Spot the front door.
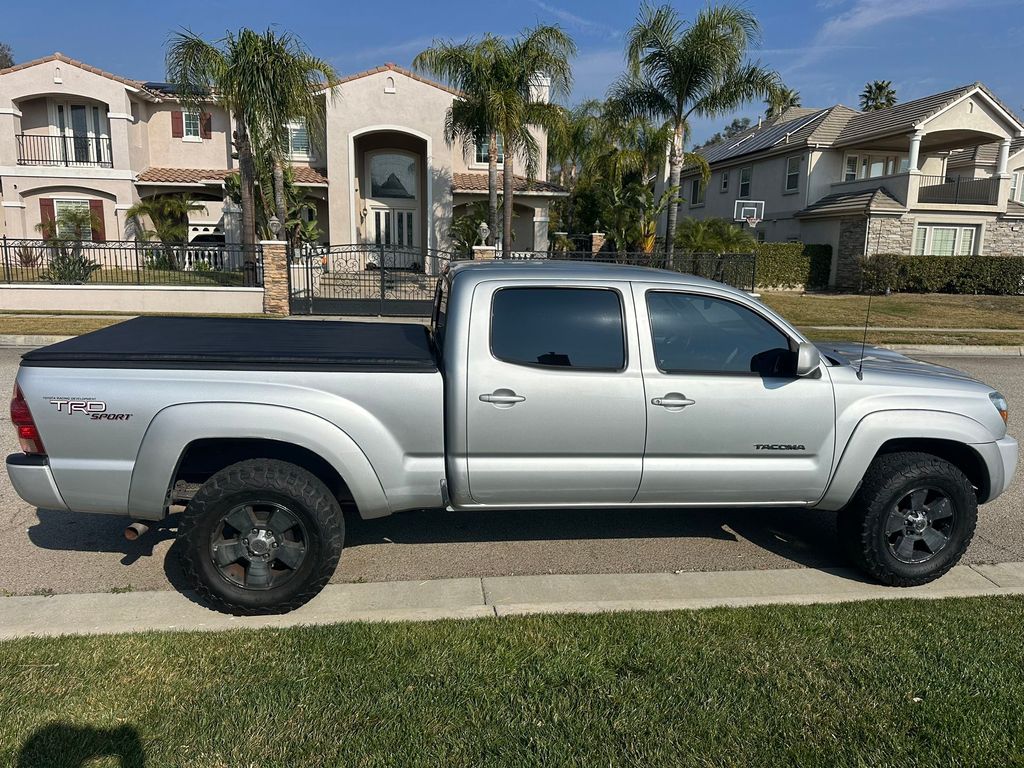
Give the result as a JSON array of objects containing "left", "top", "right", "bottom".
[
  {"left": 632, "top": 285, "right": 836, "bottom": 505},
  {"left": 465, "top": 281, "right": 646, "bottom": 505},
  {"left": 371, "top": 207, "right": 417, "bottom": 267}
]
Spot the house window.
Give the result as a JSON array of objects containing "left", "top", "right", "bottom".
[
  {"left": 286, "top": 120, "right": 311, "bottom": 158},
  {"left": 720, "top": 170, "right": 729, "bottom": 192},
  {"left": 845, "top": 152, "right": 908, "bottom": 181},
  {"left": 1012, "top": 171, "right": 1020, "bottom": 201},
  {"left": 913, "top": 224, "right": 979, "bottom": 256},
  {"left": 844, "top": 155, "right": 858, "bottom": 182},
  {"left": 183, "top": 110, "right": 201, "bottom": 141},
  {"left": 54, "top": 199, "right": 93, "bottom": 240},
  {"left": 475, "top": 135, "right": 504, "bottom": 164},
  {"left": 785, "top": 156, "right": 800, "bottom": 192},
  {"left": 690, "top": 178, "right": 705, "bottom": 206},
  {"left": 739, "top": 166, "right": 752, "bottom": 198}
]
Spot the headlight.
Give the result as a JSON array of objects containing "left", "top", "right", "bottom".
[{"left": 990, "top": 391, "right": 1009, "bottom": 426}]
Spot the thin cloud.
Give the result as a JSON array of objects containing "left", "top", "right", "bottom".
[{"left": 529, "top": 0, "right": 620, "bottom": 39}]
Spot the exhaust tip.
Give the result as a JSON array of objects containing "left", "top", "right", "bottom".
[{"left": 124, "top": 522, "right": 149, "bottom": 541}]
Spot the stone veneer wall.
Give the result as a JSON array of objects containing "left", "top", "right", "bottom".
[
  {"left": 983, "top": 219, "right": 1024, "bottom": 254},
  {"left": 834, "top": 215, "right": 867, "bottom": 289},
  {"left": 865, "top": 215, "right": 915, "bottom": 256},
  {"left": 261, "top": 240, "right": 290, "bottom": 315}
]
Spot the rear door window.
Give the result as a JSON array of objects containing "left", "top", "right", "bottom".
[{"left": 490, "top": 287, "right": 625, "bottom": 371}]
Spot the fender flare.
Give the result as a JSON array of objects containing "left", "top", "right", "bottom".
[
  {"left": 816, "top": 409, "right": 995, "bottom": 511},
  {"left": 127, "top": 402, "right": 390, "bottom": 521}
]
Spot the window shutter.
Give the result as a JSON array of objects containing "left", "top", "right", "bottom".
[
  {"left": 171, "top": 110, "right": 184, "bottom": 138},
  {"left": 200, "top": 112, "right": 212, "bottom": 139},
  {"left": 89, "top": 200, "right": 106, "bottom": 242},
  {"left": 39, "top": 199, "right": 56, "bottom": 240}
]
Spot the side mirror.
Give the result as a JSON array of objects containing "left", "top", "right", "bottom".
[{"left": 795, "top": 342, "right": 821, "bottom": 377}]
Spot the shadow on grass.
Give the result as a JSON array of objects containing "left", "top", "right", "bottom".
[{"left": 17, "top": 723, "right": 144, "bottom": 767}]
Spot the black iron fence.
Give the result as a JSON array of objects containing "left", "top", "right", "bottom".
[
  {"left": 16, "top": 134, "right": 113, "bottom": 168},
  {"left": 1, "top": 238, "right": 262, "bottom": 287},
  {"left": 289, "top": 243, "right": 459, "bottom": 315},
  {"left": 507, "top": 250, "right": 758, "bottom": 293},
  {"left": 918, "top": 175, "right": 999, "bottom": 205}
]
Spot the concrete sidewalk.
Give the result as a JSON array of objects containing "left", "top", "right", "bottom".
[{"left": 2, "top": 563, "right": 1023, "bottom": 639}]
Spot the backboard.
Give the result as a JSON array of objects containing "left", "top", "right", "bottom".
[{"left": 733, "top": 200, "right": 765, "bottom": 227}]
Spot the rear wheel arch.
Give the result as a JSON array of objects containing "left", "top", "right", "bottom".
[{"left": 127, "top": 402, "right": 390, "bottom": 521}]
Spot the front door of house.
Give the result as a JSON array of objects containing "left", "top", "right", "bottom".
[{"left": 371, "top": 207, "right": 417, "bottom": 267}]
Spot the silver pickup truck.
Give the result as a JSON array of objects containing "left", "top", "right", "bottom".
[{"left": 7, "top": 261, "right": 1018, "bottom": 613}]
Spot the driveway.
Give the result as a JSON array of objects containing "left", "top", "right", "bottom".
[{"left": 1, "top": 348, "right": 1021, "bottom": 596}]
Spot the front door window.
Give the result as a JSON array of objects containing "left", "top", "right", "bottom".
[{"left": 372, "top": 208, "right": 415, "bottom": 248}]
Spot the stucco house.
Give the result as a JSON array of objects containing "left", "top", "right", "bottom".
[
  {"left": 674, "top": 83, "right": 1024, "bottom": 287},
  {"left": 0, "top": 53, "right": 565, "bottom": 253}
]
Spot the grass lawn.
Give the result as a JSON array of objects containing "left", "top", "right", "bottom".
[
  {"left": 5, "top": 267, "right": 245, "bottom": 287},
  {"left": 762, "top": 292, "right": 1024, "bottom": 330},
  {"left": 2, "top": 596, "right": 1024, "bottom": 767},
  {"left": 804, "top": 329, "right": 1024, "bottom": 346}
]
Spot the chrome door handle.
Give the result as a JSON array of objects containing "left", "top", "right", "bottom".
[
  {"left": 652, "top": 394, "right": 695, "bottom": 408},
  {"left": 480, "top": 390, "right": 526, "bottom": 405}
]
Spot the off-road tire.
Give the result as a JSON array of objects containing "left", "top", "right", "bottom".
[
  {"left": 838, "top": 451, "right": 977, "bottom": 586},
  {"left": 179, "top": 459, "right": 344, "bottom": 615}
]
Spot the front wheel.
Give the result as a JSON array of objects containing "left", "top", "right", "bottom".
[
  {"left": 838, "top": 451, "right": 977, "bottom": 586},
  {"left": 179, "top": 459, "right": 345, "bottom": 615}
]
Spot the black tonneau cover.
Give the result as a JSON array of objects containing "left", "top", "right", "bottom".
[{"left": 21, "top": 316, "right": 438, "bottom": 372}]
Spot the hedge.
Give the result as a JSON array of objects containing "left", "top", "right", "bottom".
[
  {"left": 753, "top": 242, "right": 832, "bottom": 290},
  {"left": 859, "top": 254, "right": 1024, "bottom": 295}
]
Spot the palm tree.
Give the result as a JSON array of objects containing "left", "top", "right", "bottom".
[
  {"left": 765, "top": 86, "right": 801, "bottom": 118},
  {"left": 253, "top": 32, "right": 335, "bottom": 230},
  {"left": 860, "top": 80, "right": 897, "bottom": 111},
  {"left": 166, "top": 29, "right": 332, "bottom": 280},
  {"left": 125, "top": 193, "right": 208, "bottom": 245},
  {"left": 415, "top": 26, "right": 575, "bottom": 254},
  {"left": 588, "top": 110, "right": 676, "bottom": 189},
  {"left": 609, "top": 3, "right": 781, "bottom": 265}
]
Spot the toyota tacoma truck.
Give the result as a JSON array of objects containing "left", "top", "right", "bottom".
[{"left": 6, "top": 261, "right": 1018, "bottom": 614}]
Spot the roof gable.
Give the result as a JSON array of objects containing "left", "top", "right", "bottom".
[
  {"left": 0, "top": 52, "right": 161, "bottom": 100},
  {"left": 324, "top": 63, "right": 460, "bottom": 97}
]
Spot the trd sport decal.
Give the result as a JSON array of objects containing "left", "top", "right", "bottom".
[
  {"left": 47, "top": 398, "right": 133, "bottom": 421},
  {"left": 755, "top": 444, "right": 805, "bottom": 451}
]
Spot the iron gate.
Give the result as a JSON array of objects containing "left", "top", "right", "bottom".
[{"left": 289, "top": 244, "right": 455, "bottom": 316}]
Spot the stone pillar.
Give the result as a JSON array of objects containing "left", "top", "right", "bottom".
[
  {"left": 260, "top": 240, "right": 290, "bottom": 315},
  {"left": 997, "top": 138, "right": 1012, "bottom": 177},
  {"left": 908, "top": 131, "right": 923, "bottom": 173},
  {"left": 532, "top": 208, "right": 550, "bottom": 251},
  {"left": 591, "top": 232, "right": 606, "bottom": 255},
  {"left": 473, "top": 245, "right": 497, "bottom": 260}
]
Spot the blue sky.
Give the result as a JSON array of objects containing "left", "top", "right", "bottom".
[{"left": 3, "top": 0, "right": 1020, "bottom": 145}]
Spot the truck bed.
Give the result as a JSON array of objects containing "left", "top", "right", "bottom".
[{"left": 20, "top": 316, "right": 438, "bottom": 372}]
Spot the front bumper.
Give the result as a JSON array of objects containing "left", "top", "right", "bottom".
[{"left": 5, "top": 453, "right": 69, "bottom": 511}]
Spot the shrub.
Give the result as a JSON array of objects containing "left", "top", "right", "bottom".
[
  {"left": 860, "top": 254, "right": 1024, "bottom": 295},
  {"left": 42, "top": 245, "right": 100, "bottom": 284},
  {"left": 753, "top": 242, "right": 831, "bottom": 290}
]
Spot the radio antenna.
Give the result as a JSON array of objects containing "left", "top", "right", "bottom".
[{"left": 856, "top": 294, "right": 872, "bottom": 381}]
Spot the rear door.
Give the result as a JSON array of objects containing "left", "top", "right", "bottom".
[
  {"left": 633, "top": 284, "right": 835, "bottom": 504},
  {"left": 465, "top": 280, "right": 646, "bottom": 505}
]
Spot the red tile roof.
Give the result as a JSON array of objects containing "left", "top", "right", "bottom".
[
  {"left": 137, "top": 166, "right": 328, "bottom": 185},
  {"left": 452, "top": 172, "right": 567, "bottom": 195}
]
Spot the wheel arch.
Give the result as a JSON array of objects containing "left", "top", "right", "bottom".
[
  {"left": 817, "top": 409, "right": 997, "bottom": 510},
  {"left": 128, "top": 402, "right": 390, "bottom": 521}
]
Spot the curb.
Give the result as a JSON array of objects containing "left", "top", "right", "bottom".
[{"left": 1, "top": 563, "right": 1021, "bottom": 639}]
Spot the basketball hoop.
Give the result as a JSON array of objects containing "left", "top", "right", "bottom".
[
  {"left": 734, "top": 200, "right": 765, "bottom": 229},
  {"left": 744, "top": 216, "right": 759, "bottom": 228}
]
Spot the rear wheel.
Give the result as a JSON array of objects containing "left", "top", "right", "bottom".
[
  {"left": 179, "top": 459, "right": 344, "bottom": 614},
  {"left": 838, "top": 451, "right": 977, "bottom": 586}
]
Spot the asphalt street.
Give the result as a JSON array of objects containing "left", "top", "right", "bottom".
[{"left": 1, "top": 347, "right": 1021, "bottom": 596}]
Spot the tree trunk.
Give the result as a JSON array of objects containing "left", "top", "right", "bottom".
[
  {"left": 487, "top": 130, "right": 499, "bottom": 247},
  {"left": 502, "top": 155, "right": 514, "bottom": 258},
  {"left": 272, "top": 158, "right": 287, "bottom": 239},
  {"left": 234, "top": 115, "right": 258, "bottom": 286},
  {"left": 664, "top": 120, "right": 684, "bottom": 270}
]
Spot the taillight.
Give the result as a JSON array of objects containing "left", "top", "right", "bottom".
[{"left": 10, "top": 384, "right": 45, "bottom": 455}]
